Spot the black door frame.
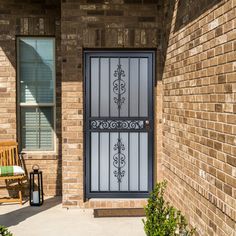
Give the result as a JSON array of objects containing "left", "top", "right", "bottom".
[{"left": 84, "top": 50, "right": 155, "bottom": 198}]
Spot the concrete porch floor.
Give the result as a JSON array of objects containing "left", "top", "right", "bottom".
[{"left": 0, "top": 197, "right": 146, "bottom": 236}]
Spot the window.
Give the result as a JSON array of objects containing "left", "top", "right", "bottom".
[{"left": 18, "top": 38, "right": 55, "bottom": 151}]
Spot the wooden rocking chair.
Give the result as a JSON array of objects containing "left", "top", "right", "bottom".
[{"left": 0, "top": 141, "right": 26, "bottom": 205}]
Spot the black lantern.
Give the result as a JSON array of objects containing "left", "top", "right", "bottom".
[{"left": 29, "top": 165, "right": 44, "bottom": 206}]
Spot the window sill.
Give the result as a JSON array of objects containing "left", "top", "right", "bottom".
[{"left": 20, "top": 151, "right": 59, "bottom": 160}]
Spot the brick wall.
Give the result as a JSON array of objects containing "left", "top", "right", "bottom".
[
  {"left": 163, "top": 0, "right": 236, "bottom": 235},
  {"left": 0, "top": 1, "right": 234, "bottom": 235},
  {"left": 61, "top": 0, "right": 164, "bottom": 206},
  {"left": 0, "top": 0, "right": 62, "bottom": 197}
]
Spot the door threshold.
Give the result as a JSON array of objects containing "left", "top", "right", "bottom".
[{"left": 89, "top": 198, "right": 148, "bottom": 201}]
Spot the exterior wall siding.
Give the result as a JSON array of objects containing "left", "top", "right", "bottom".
[{"left": 162, "top": 0, "right": 236, "bottom": 235}]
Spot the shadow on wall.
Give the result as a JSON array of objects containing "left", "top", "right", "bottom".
[
  {"left": 0, "top": 197, "right": 61, "bottom": 227},
  {"left": 174, "top": 0, "right": 224, "bottom": 32},
  {"left": 160, "top": 0, "right": 224, "bottom": 80}
]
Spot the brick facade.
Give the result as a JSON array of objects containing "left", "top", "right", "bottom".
[
  {"left": 0, "top": 0, "right": 62, "bottom": 196},
  {"left": 162, "top": 0, "right": 236, "bottom": 235},
  {"left": 0, "top": 0, "right": 235, "bottom": 235},
  {"left": 61, "top": 0, "right": 164, "bottom": 207}
]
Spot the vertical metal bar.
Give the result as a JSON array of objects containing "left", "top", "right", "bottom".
[
  {"left": 138, "top": 132, "right": 140, "bottom": 191},
  {"left": 38, "top": 172, "right": 40, "bottom": 205},
  {"left": 32, "top": 173, "right": 34, "bottom": 202},
  {"left": 128, "top": 58, "right": 130, "bottom": 117},
  {"left": 108, "top": 58, "right": 111, "bottom": 191},
  {"left": 29, "top": 173, "right": 32, "bottom": 204},
  {"left": 98, "top": 58, "right": 101, "bottom": 191},
  {"left": 118, "top": 57, "right": 121, "bottom": 118},
  {"left": 147, "top": 58, "right": 149, "bottom": 117},
  {"left": 98, "top": 132, "right": 100, "bottom": 191},
  {"left": 138, "top": 58, "right": 140, "bottom": 117},
  {"left": 40, "top": 172, "right": 44, "bottom": 203},
  {"left": 128, "top": 57, "right": 131, "bottom": 191},
  {"left": 85, "top": 54, "right": 91, "bottom": 199},
  {"left": 128, "top": 132, "right": 130, "bottom": 191},
  {"left": 108, "top": 132, "right": 110, "bottom": 191},
  {"left": 109, "top": 58, "right": 111, "bottom": 117},
  {"left": 138, "top": 59, "right": 141, "bottom": 191},
  {"left": 118, "top": 132, "right": 120, "bottom": 191},
  {"left": 148, "top": 52, "right": 154, "bottom": 193},
  {"left": 99, "top": 57, "right": 101, "bottom": 118},
  {"left": 33, "top": 173, "right": 35, "bottom": 190},
  {"left": 147, "top": 133, "right": 149, "bottom": 191}
]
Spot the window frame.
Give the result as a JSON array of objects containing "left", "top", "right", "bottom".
[{"left": 17, "top": 36, "right": 56, "bottom": 153}]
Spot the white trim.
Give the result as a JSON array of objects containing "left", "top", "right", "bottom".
[
  {"left": 17, "top": 37, "right": 57, "bottom": 153},
  {"left": 20, "top": 103, "right": 55, "bottom": 107}
]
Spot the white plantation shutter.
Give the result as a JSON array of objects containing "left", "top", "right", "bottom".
[
  {"left": 39, "top": 108, "right": 53, "bottom": 149},
  {"left": 21, "top": 108, "right": 53, "bottom": 150},
  {"left": 18, "top": 38, "right": 55, "bottom": 151},
  {"left": 21, "top": 108, "right": 38, "bottom": 150}
]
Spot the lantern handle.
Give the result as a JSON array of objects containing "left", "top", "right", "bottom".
[{"left": 32, "top": 164, "right": 40, "bottom": 172}]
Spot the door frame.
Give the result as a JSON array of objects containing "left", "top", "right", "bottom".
[{"left": 84, "top": 50, "right": 155, "bottom": 199}]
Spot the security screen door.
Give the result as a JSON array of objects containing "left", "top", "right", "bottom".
[{"left": 85, "top": 51, "right": 154, "bottom": 198}]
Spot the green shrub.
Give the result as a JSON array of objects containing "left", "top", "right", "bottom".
[
  {"left": 143, "top": 181, "right": 195, "bottom": 236},
  {"left": 0, "top": 225, "right": 13, "bottom": 236}
]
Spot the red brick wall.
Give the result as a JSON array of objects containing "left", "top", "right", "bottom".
[{"left": 163, "top": 0, "right": 236, "bottom": 235}]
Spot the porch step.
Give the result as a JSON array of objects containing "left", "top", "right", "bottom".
[{"left": 94, "top": 208, "right": 145, "bottom": 217}]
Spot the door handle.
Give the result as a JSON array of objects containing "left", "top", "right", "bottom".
[{"left": 145, "top": 120, "right": 150, "bottom": 130}]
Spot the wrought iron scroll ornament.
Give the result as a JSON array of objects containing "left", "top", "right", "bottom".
[
  {"left": 90, "top": 120, "right": 145, "bottom": 130},
  {"left": 113, "top": 64, "right": 126, "bottom": 110},
  {"left": 113, "top": 138, "right": 126, "bottom": 183}
]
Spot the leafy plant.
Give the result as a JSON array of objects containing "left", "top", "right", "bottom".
[
  {"left": 0, "top": 225, "right": 13, "bottom": 236},
  {"left": 143, "top": 181, "right": 195, "bottom": 236}
]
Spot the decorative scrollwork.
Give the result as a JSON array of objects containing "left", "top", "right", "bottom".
[
  {"left": 113, "top": 138, "right": 126, "bottom": 183},
  {"left": 113, "top": 64, "right": 126, "bottom": 110},
  {"left": 90, "top": 120, "right": 145, "bottom": 130}
]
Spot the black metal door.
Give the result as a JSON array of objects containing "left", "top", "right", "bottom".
[{"left": 85, "top": 51, "right": 154, "bottom": 198}]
